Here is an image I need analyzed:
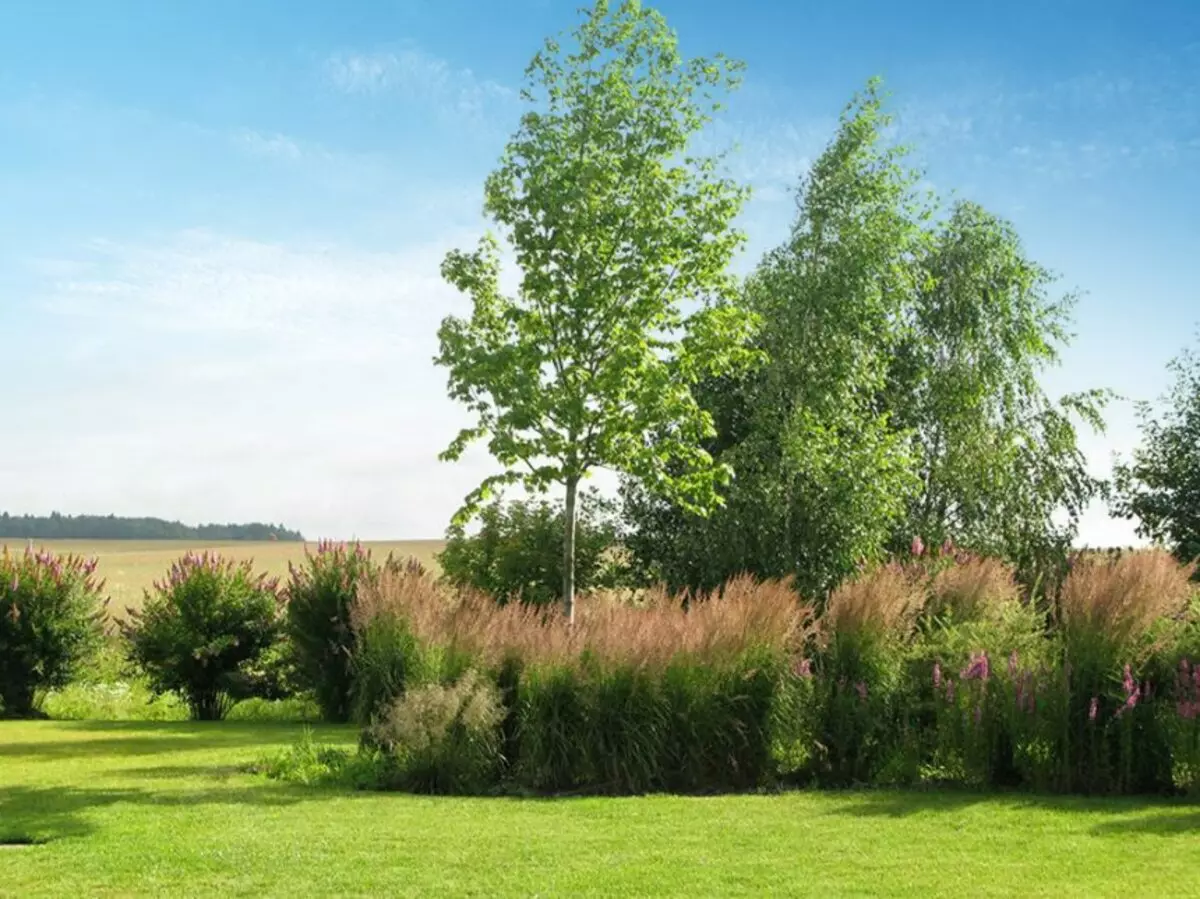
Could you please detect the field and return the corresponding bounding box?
[0,721,1196,898]
[0,539,444,618]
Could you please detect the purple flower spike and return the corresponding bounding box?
[911,535,925,558]
[933,662,942,690]
[1088,696,1098,721]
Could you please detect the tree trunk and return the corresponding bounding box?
[562,476,579,624]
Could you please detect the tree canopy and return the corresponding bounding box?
[623,79,1107,598]
[1113,338,1200,568]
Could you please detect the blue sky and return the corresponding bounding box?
[1,0,1197,542]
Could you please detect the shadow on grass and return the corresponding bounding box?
[1089,809,1200,835]
[0,721,354,760]
[0,780,347,843]
[821,787,1191,821]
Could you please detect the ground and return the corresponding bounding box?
[0,539,444,617]
[1,721,1198,898]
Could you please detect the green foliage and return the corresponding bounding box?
[0,546,106,718]
[512,652,790,795]
[623,79,922,598]
[348,611,441,728]
[121,551,282,720]
[435,0,759,618]
[624,79,1106,600]
[886,200,1109,591]
[285,540,381,722]
[438,490,627,606]
[1113,338,1200,569]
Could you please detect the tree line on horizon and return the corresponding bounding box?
[0,512,304,543]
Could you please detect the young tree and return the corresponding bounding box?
[885,201,1109,587]
[1113,339,1200,568]
[435,0,757,621]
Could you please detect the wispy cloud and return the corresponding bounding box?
[325,47,517,126]
[232,129,304,161]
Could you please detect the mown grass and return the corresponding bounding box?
[1,721,1198,897]
[0,539,444,619]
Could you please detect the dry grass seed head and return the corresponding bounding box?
[824,563,926,639]
[1059,549,1196,645]
[928,557,1021,621]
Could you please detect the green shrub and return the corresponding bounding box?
[285,541,381,721]
[370,669,504,794]
[438,491,627,606]
[121,552,282,720]
[0,546,106,718]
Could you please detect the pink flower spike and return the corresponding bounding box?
[933,662,942,690]
[911,536,925,557]
[1088,697,1098,721]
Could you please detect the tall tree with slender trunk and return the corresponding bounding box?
[435,0,757,621]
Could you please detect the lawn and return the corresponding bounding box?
[0,539,444,618]
[1,722,1197,897]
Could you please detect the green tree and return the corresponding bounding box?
[438,490,626,607]
[435,0,757,621]
[624,80,922,597]
[1113,338,1200,568]
[885,200,1109,587]
[624,79,1108,599]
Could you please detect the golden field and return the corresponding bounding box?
[0,539,444,618]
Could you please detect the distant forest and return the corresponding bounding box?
[0,512,304,542]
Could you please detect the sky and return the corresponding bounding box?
[0,0,1197,543]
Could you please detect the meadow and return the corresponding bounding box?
[3,720,1199,898]
[0,539,444,618]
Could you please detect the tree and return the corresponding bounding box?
[435,0,758,621]
[438,490,626,607]
[884,200,1109,588]
[623,79,1109,598]
[1113,338,1200,568]
[624,80,922,598]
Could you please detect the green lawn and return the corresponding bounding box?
[1,721,1197,897]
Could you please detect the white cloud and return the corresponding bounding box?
[232,129,303,161]
[6,229,510,539]
[325,48,516,127]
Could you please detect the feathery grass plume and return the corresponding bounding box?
[1059,549,1195,650]
[823,562,926,639]
[926,556,1021,622]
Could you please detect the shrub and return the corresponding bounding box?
[284,540,381,722]
[438,491,627,606]
[347,558,444,725]
[1057,549,1196,793]
[0,546,106,718]
[370,669,505,793]
[812,563,925,785]
[121,552,282,720]
[350,567,808,795]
